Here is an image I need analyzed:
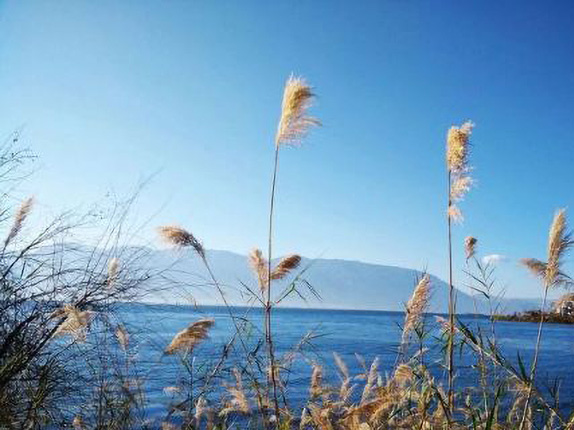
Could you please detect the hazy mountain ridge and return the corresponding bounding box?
[143,248,539,314]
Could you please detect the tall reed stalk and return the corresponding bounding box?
[266,75,320,417]
[445,121,474,411]
[519,209,572,429]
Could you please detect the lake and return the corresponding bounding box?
[110,303,574,417]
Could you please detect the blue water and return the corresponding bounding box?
[111,303,574,416]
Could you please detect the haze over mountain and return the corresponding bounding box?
[145,248,539,314]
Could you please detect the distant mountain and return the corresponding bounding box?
[143,248,539,314]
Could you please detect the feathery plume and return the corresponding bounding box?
[4,196,34,248]
[446,121,474,222]
[521,209,573,288]
[107,257,119,289]
[402,274,431,345]
[333,352,349,380]
[435,315,458,335]
[163,386,181,395]
[165,318,214,355]
[53,305,93,342]
[116,324,129,352]
[446,121,473,173]
[271,254,301,280]
[546,209,572,286]
[72,415,85,430]
[465,236,477,260]
[448,205,463,223]
[275,75,320,147]
[520,258,546,279]
[310,363,323,399]
[158,225,205,258]
[195,396,213,428]
[221,368,250,415]
[393,364,414,386]
[249,248,268,292]
[361,357,380,404]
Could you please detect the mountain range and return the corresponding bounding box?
[144,248,539,314]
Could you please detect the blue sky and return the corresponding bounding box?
[1,1,573,299]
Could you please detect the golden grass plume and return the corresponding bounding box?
[53,305,94,342]
[158,225,205,258]
[446,121,473,173]
[116,324,129,351]
[446,121,474,223]
[221,368,250,415]
[165,318,214,355]
[275,75,320,147]
[107,257,119,289]
[393,364,414,386]
[271,254,302,280]
[4,196,34,247]
[521,209,573,289]
[465,236,477,260]
[310,363,323,399]
[249,248,268,292]
[546,208,572,286]
[401,274,431,345]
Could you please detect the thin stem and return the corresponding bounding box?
[266,145,281,418]
[447,169,456,413]
[519,284,550,429]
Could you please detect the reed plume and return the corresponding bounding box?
[465,236,477,261]
[401,274,431,347]
[158,225,205,258]
[393,364,414,386]
[221,368,250,415]
[446,121,474,223]
[53,305,93,342]
[333,352,349,380]
[310,363,323,399]
[275,75,320,147]
[271,254,301,280]
[72,415,85,430]
[361,357,380,404]
[4,196,34,248]
[545,209,572,286]
[107,257,119,289]
[249,248,268,293]
[165,318,214,355]
[116,324,129,352]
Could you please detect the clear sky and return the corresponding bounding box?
[1,1,573,299]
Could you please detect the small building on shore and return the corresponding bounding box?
[553,293,574,316]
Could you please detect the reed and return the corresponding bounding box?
[3,196,34,250]
[445,120,474,411]
[165,318,214,355]
[265,75,320,418]
[519,208,573,429]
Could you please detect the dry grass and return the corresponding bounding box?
[158,225,205,258]
[275,75,320,147]
[464,236,477,260]
[164,318,214,355]
[52,305,94,342]
[401,274,431,346]
[4,196,34,248]
[249,248,268,292]
[271,254,302,280]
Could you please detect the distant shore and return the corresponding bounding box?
[495,310,574,324]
